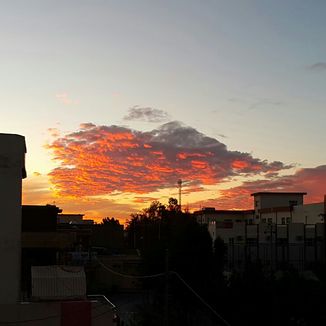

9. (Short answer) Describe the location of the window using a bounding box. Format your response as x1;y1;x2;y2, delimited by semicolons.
286;217;291;224
281;217;285;225
236;236;243;242
229;238;234;245
262;218;266;223
255;200;259;207
296;236;303;242
268;218;273;224
289;200;298;206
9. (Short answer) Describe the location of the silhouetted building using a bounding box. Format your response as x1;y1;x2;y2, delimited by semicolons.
58;213;94;225
0;133;26;304
194;207;254;225
22;204;61;232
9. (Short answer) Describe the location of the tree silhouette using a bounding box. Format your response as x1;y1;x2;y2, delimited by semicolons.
91;217;124;250
125;199;222;325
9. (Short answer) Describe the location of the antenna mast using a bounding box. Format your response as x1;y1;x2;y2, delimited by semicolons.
177;179;182;211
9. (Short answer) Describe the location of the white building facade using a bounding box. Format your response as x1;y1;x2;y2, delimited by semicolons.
204;192;326;271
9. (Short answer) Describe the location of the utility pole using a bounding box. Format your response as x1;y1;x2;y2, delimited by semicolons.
133;221;136;249
178;179;182;212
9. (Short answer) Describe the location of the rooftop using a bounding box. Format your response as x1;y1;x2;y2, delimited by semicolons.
251;192;307;196
194;208;254;215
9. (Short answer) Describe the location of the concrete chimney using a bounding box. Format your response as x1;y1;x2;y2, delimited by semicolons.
0;134;26;303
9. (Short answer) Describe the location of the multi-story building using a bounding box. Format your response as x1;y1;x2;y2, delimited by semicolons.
203;192;326;272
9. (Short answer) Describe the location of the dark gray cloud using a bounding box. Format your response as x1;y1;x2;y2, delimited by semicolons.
307;62;326;72
123;106;170;123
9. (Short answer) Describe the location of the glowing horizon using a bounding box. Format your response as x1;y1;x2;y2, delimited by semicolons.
22;121;326;224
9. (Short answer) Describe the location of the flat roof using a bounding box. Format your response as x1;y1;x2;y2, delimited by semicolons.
251;192;307;196
194;209;254;215
23;204;62;211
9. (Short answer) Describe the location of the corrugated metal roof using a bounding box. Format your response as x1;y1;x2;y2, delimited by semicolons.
31;265;86;300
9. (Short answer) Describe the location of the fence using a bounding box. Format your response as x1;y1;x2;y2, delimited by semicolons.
223;223;326;272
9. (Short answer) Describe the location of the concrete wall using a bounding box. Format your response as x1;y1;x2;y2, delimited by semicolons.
254;193;304;216
0;301;115;326
0;302;60;326
196;210;254;226
259;211;292;224
292;202;324;224
213;222;246;244
0;134;26;303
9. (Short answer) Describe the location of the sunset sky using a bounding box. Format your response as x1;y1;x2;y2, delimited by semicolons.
1;1;326;222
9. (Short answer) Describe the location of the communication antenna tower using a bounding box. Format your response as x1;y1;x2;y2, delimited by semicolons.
177;179;182;211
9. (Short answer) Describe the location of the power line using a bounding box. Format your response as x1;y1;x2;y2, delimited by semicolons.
97;259;231;326
97;259;166;279
170;271;231;326
93;308;116;320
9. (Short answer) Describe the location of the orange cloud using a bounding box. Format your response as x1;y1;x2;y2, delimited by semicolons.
22;175;136;223
47;122;291;198
232;160;249;169
194;165;326;210
133;196;159;204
